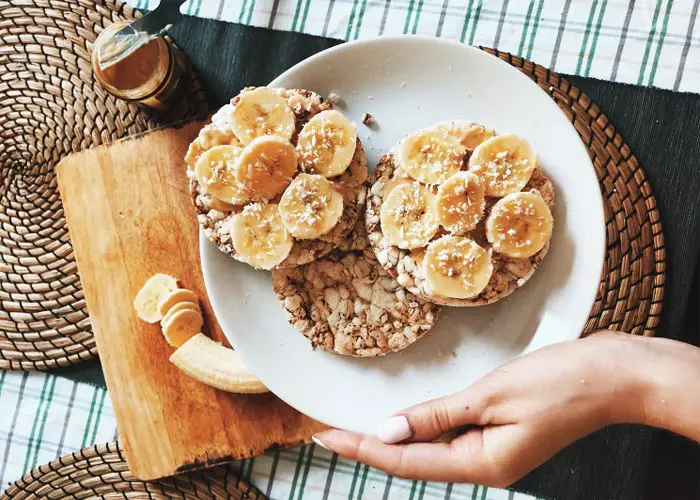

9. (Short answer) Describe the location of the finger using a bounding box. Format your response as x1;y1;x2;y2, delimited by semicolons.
312;429;490;483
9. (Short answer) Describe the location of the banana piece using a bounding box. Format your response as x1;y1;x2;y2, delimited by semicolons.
435;171;486;234
161;307;203;347
230;202;293;269
229;87;296;144
162;301;201;327
170;333;268;394
278;173;344;239
381;183;439;249
157;288;199;317
297;110;357;177
396;127;467;185
423;235;493;299
486;191;553;258
468;134;537;197
194;145;250;205
235;135;298;201
133;274;179;323
435;120;495;150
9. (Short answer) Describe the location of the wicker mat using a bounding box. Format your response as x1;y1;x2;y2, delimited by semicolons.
0;1;664;372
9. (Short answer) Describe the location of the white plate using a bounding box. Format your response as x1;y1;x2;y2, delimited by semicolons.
201;36;605;434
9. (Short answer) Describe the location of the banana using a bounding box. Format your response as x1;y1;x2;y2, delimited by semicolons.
157;288;199;317
229;87;296;144
296;110;357;177
435;171;486;234
380;183;439;249
278;173;344;239
234;135;298;201
423;235;493;299
396;127;467;185
468;134;538;197
485;191;553;258
162;301;201;327
194;145;250;205
435;120;495;151
161;307;203;347
133;274;179;323
230;202;293;269
170;333;268;394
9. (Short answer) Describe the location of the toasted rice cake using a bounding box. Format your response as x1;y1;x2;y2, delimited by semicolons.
186;88;368;269
366;152;555;307
272;220;440;357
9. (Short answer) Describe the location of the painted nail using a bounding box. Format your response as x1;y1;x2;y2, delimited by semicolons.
312;435;328;450
376;415;412;444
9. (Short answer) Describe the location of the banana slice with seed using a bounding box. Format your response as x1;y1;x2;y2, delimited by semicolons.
297;110;357;177
396;127;467;185
468;134;537;197
235;135;297;201
158;288;198;317
435;120;495;151
279;173;344;239
230;87;296;144
230;202;293;270
194;145;250;205
423;235;493;299
381;183;439;249
133;274;179;323
486;191;553;258
435;171;486;234
161;307;203;347
170;333;268;394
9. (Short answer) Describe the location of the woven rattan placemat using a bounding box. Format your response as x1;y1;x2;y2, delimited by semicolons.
0;3;663;371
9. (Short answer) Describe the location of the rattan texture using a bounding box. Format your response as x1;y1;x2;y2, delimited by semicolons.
0;0;209;370
1;441;266;500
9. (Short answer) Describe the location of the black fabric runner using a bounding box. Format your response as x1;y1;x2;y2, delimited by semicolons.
61;15;700;500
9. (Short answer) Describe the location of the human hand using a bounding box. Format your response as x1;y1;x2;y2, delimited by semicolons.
312;331;691;487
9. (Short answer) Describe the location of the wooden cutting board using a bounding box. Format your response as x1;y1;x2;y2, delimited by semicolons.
56;121;326;481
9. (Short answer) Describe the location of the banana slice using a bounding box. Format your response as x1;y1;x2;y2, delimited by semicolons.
194;145;250;205
157;288;199;317
435;171;486;234
278;173;344;239
170;333;268;394
162;301;201;327
133;274;178;323
396;127;467;185
486;191;553;258
423;235;493;299
230;202;293;269
381;183;439;249
161;307;203;347
435;120;495;150
235;135;297;201
297;110;357;177
230;87;296;144
468;134;537;197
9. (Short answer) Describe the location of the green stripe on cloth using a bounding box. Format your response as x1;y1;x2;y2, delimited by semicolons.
287;445;307;499
346;0;361;40
246;0;256;25
348;461;363;499
517;0;536;56
468;1;483;45
638;0;664;85
411;0;426;34
79;387;100;448
525;0;546;59
299;0;313;33
353;0;369;40
356;464;370;499
403;0;417;34
29;376;57;470
238;0;249;22
648;0;675;86
575;0;600;75
296;444;315;499
22;374;49;474
584;0;609;77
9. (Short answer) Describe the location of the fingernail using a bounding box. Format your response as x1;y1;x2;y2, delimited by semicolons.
312;435;328;450
376;415;412;444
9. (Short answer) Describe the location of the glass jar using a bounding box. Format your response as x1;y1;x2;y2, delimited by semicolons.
91;22;187;109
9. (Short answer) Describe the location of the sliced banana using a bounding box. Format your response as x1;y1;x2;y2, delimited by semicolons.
296;110;357;177
133;274;179;323
381;183;439;249
230;202;293;269
423;235;493;299
157;288;199;317
162;301;201;327
170;333;268;394
278;173;344;239
161;307;203;347
486;191;553;258
396;127;467;185
229;87;296;144
235;135;297;201
468;134;538;197
435;171;486;234
435;120;495;150
194;145;250;205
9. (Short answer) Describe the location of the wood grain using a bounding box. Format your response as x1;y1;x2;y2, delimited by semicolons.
56;122;325;481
